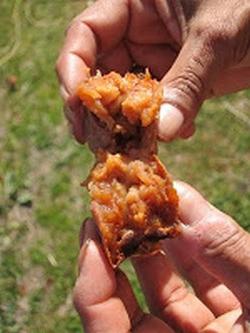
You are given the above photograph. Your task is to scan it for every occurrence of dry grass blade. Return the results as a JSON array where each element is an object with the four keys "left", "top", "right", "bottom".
[
  {"left": 0, "top": 0, "right": 22, "bottom": 67},
  {"left": 223, "top": 100, "right": 250, "bottom": 128},
  {"left": 24, "top": 0, "right": 63, "bottom": 28}
]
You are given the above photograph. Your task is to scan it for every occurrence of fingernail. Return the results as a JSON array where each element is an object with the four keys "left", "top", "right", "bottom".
[
  {"left": 79, "top": 219, "right": 99, "bottom": 248},
  {"left": 178, "top": 221, "right": 190, "bottom": 230},
  {"left": 174, "top": 181, "right": 213, "bottom": 229},
  {"left": 77, "top": 220, "right": 101, "bottom": 275},
  {"left": 79, "top": 220, "right": 88, "bottom": 248},
  {"left": 158, "top": 104, "right": 184, "bottom": 141},
  {"left": 78, "top": 220, "right": 92, "bottom": 275},
  {"left": 78, "top": 239, "right": 91, "bottom": 275},
  {"left": 173, "top": 181, "right": 189, "bottom": 198}
]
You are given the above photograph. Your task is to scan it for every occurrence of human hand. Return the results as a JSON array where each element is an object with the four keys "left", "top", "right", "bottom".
[
  {"left": 73, "top": 182, "right": 250, "bottom": 332},
  {"left": 56, "top": 0, "right": 250, "bottom": 143}
]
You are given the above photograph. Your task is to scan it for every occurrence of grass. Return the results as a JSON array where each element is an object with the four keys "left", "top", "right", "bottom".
[{"left": 0, "top": 1, "right": 249, "bottom": 332}]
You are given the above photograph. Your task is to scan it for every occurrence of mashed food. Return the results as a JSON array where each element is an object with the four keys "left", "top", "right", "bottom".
[{"left": 78, "top": 71, "right": 179, "bottom": 268}]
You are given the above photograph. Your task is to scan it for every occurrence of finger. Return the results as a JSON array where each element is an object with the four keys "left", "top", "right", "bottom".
[
  {"left": 154, "top": 0, "right": 182, "bottom": 45},
  {"left": 56, "top": 0, "right": 129, "bottom": 98},
  {"left": 75, "top": 220, "right": 174, "bottom": 333},
  {"left": 132, "top": 252, "right": 215, "bottom": 333},
  {"left": 174, "top": 181, "right": 250, "bottom": 310},
  {"left": 97, "top": 41, "right": 132, "bottom": 75},
  {"left": 127, "top": 0, "right": 173, "bottom": 45},
  {"left": 127, "top": 42, "right": 176, "bottom": 79},
  {"left": 56, "top": 21, "right": 96, "bottom": 99},
  {"left": 201, "top": 308, "right": 242, "bottom": 333},
  {"left": 163, "top": 240, "right": 241, "bottom": 316},
  {"left": 133, "top": 314, "right": 175, "bottom": 333},
  {"left": 74, "top": 219, "right": 138, "bottom": 332},
  {"left": 178, "top": 122, "right": 196, "bottom": 139},
  {"left": 158, "top": 32, "right": 224, "bottom": 141},
  {"left": 230, "top": 312, "right": 250, "bottom": 333}
]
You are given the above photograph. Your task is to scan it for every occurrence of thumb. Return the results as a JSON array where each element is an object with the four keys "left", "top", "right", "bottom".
[
  {"left": 159, "top": 33, "right": 223, "bottom": 141},
  {"left": 174, "top": 181, "right": 250, "bottom": 310}
]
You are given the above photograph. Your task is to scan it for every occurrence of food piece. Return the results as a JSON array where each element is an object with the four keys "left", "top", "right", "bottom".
[
  {"left": 78, "top": 70, "right": 179, "bottom": 268},
  {"left": 88, "top": 153, "right": 179, "bottom": 267},
  {"left": 77, "top": 71, "right": 161, "bottom": 156}
]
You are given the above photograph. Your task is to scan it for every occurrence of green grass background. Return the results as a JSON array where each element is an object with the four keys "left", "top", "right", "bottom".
[{"left": 0, "top": 1, "right": 249, "bottom": 332}]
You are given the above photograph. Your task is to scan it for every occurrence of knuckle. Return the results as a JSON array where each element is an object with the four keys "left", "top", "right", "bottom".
[
  {"left": 191, "top": 4, "right": 250, "bottom": 66},
  {"left": 192, "top": 24, "right": 230, "bottom": 57},
  {"left": 168, "top": 65, "right": 205, "bottom": 108},
  {"left": 200, "top": 212, "right": 246, "bottom": 259},
  {"left": 156, "top": 282, "right": 188, "bottom": 316},
  {"left": 230, "top": 1, "right": 250, "bottom": 62}
]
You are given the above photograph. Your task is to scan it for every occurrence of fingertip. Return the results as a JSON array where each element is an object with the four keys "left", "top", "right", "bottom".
[
  {"left": 173, "top": 181, "right": 212, "bottom": 226},
  {"left": 173, "top": 180, "right": 192, "bottom": 198},
  {"left": 56, "top": 51, "right": 90, "bottom": 97},
  {"left": 75, "top": 222, "right": 116, "bottom": 308},
  {"left": 179, "top": 123, "right": 196, "bottom": 139},
  {"left": 174, "top": 180, "right": 209, "bottom": 203},
  {"left": 79, "top": 218, "right": 98, "bottom": 248},
  {"left": 78, "top": 219, "right": 101, "bottom": 274},
  {"left": 158, "top": 104, "right": 184, "bottom": 141}
]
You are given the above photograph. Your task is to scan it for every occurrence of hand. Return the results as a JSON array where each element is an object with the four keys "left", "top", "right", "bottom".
[
  {"left": 73, "top": 182, "right": 250, "bottom": 332},
  {"left": 56, "top": 0, "right": 250, "bottom": 142}
]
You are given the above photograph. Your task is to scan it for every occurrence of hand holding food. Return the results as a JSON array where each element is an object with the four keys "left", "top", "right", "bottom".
[
  {"left": 55, "top": 1, "right": 250, "bottom": 332},
  {"left": 74, "top": 183, "right": 250, "bottom": 333},
  {"left": 56, "top": 0, "right": 250, "bottom": 142}
]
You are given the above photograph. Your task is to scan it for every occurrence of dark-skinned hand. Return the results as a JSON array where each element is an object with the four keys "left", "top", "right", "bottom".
[
  {"left": 74, "top": 182, "right": 250, "bottom": 332},
  {"left": 56, "top": 0, "right": 250, "bottom": 142}
]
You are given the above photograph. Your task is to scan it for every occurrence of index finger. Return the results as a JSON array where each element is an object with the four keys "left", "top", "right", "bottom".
[
  {"left": 56, "top": 0, "right": 129, "bottom": 99},
  {"left": 74, "top": 219, "right": 140, "bottom": 332},
  {"left": 75, "top": 220, "right": 175, "bottom": 333}
]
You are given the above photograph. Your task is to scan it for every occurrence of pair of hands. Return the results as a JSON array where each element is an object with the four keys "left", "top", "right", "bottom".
[{"left": 56, "top": 0, "right": 250, "bottom": 331}]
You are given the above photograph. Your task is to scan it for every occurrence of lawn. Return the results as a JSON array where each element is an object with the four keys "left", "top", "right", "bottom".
[{"left": 0, "top": 1, "right": 249, "bottom": 332}]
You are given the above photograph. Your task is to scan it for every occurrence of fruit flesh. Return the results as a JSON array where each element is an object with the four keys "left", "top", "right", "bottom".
[{"left": 78, "top": 71, "right": 179, "bottom": 268}]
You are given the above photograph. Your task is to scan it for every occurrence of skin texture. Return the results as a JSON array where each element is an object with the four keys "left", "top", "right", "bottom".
[
  {"left": 74, "top": 182, "right": 250, "bottom": 333},
  {"left": 56, "top": 0, "right": 250, "bottom": 142}
]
